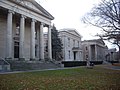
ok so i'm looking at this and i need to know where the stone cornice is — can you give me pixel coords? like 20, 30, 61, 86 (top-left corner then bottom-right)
9, 0, 54, 20
0, 0, 52, 25
59, 30, 82, 39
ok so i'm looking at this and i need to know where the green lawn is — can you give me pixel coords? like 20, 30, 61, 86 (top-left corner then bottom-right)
0, 66, 120, 90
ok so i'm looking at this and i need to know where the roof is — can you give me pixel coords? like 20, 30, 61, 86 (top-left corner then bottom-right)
31, 0, 54, 20
82, 39, 105, 45
10, 0, 54, 20
59, 28, 82, 38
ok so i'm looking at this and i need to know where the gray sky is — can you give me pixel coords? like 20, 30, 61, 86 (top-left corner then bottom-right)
35, 0, 116, 49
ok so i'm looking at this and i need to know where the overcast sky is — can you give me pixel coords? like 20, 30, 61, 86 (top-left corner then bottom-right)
35, 0, 116, 49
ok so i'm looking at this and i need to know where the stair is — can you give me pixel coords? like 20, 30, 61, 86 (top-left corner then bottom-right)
7, 60, 61, 71
103, 60, 112, 65
0, 58, 10, 71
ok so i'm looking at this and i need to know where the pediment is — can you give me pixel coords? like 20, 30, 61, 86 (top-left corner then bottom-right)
97, 39, 105, 45
21, 1, 43, 14
13, 0, 54, 20
69, 30, 81, 37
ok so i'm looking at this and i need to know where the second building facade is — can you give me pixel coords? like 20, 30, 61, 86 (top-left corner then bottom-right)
59, 28, 83, 61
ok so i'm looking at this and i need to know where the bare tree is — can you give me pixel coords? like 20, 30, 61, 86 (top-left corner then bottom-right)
82, 0, 120, 60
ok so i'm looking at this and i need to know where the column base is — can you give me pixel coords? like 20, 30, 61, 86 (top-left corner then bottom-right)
47, 58, 52, 61
39, 58, 44, 60
19, 58, 25, 61
30, 58, 35, 61
39, 59, 45, 62
5, 57, 12, 60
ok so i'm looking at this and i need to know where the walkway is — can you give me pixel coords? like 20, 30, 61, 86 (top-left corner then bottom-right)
104, 64, 120, 70
0, 64, 120, 74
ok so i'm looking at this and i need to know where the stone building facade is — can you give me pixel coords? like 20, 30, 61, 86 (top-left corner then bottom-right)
0, 0, 54, 61
82, 39, 107, 61
106, 48, 118, 61
59, 28, 83, 61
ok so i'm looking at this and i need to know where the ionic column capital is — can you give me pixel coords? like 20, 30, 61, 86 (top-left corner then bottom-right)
8, 10, 14, 14
32, 18, 36, 22
48, 25, 52, 28
21, 15, 26, 18
41, 22, 45, 25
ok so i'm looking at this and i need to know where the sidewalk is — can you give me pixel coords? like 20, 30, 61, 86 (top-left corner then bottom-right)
0, 64, 120, 74
0, 66, 85, 74
103, 63, 120, 70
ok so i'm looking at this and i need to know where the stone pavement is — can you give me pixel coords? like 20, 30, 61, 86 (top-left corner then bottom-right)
0, 64, 120, 74
0, 66, 84, 74
103, 64, 120, 70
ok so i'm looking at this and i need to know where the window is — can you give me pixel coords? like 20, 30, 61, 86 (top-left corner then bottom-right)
35, 29, 37, 39
68, 38, 70, 47
68, 51, 70, 59
78, 41, 79, 47
35, 45, 37, 57
86, 55, 88, 60
16, 23, 20, 35
86, 47, 88, 50
73, 40, 75, 47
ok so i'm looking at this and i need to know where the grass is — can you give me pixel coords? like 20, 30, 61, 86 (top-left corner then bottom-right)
0, 66, 120, 90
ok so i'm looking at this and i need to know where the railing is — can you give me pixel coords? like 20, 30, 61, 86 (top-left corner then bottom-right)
0, 57, 10, 65
72, 47, 81, 51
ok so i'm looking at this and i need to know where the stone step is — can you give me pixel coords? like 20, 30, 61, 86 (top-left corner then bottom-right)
7, 60, 60, 71
0, 58, 10, 71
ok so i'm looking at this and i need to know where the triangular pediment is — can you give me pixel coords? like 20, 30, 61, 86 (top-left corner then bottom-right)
59, 28, 82, 37
97, 39, 105, 45
21, 1, 43, 14
12, 0, 54, 20
69, 30, 81, 37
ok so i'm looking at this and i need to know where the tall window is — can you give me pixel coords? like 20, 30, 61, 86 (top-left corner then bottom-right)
68, 38, 70, 47
68, 51, 70, 59
14, 22, 20, 58
16, 23, 20, 35
35, 29, 37, 39
78, 41, 79, 47
35, 45, 37, 57
73, 40, 75, 47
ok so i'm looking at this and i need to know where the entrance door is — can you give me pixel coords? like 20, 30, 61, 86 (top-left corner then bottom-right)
74, 52, 76, 60
14, 42, 19, 58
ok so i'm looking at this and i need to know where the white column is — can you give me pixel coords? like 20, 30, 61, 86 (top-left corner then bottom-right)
30, 19, 36, 60
39, 22, 44, 60
19, 15, 26, 60
89, 45, 91, 61
36, 24, 40, 58
87, 45, 91, 66
95, 44, 97, 61
79, 51, 81, 61
6, 10, 14, 60
48, 26, 52, 60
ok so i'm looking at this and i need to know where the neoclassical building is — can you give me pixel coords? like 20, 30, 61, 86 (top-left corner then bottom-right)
82, 39, 107, 61
0, 0, 54, 61
59, 28, 83, 61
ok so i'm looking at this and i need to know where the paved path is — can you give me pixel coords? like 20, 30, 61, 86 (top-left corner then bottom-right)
104, 65, 120, 70
0, 64, 120, 74
0, 66, 85, 74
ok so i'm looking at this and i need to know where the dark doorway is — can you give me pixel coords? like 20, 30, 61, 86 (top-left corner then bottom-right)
73, 52, 76, 60
14, 42, 19, 58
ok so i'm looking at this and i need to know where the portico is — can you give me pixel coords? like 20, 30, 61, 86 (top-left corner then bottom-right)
82, 39, 106, 61
0, 0, 54, 61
